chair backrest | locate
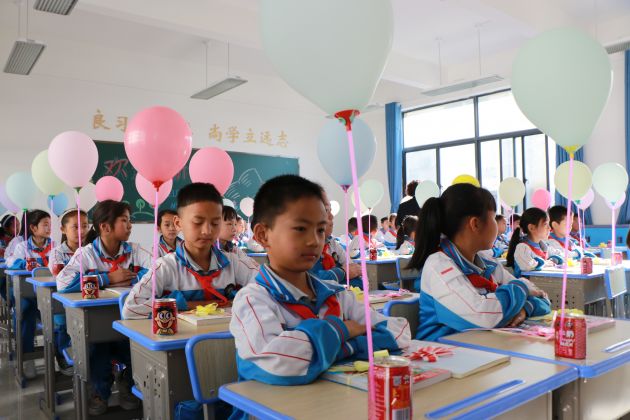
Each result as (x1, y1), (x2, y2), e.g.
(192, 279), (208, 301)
(383, 297), (420, 336)
(185, 332), (238, 405)
(396, 257), (419, 284)
(32, 266), (51, 278)
(604, 267), (627, 300)
(118, 290), (130, 319)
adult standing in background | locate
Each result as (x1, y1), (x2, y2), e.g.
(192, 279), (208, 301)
(395, 180), (420, 228)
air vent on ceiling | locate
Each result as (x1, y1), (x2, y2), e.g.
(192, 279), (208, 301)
(421, 75), (504, 97)
(34, 0), (78, 15)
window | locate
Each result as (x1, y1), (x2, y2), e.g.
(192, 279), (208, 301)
(402, 89), (556, 211)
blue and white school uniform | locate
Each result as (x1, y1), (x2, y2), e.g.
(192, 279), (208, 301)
(123, 243), (258, 319)
(382, 228), (397, 248)
(230, 264), (411, 386)
(417, 239), (550, 341)
(396, 237), (415, 256)
(310, 236), (349, 284)
(4, 235), (24, 260)
(47, 242), (76, 362)
(48, 242), (76, 270)
(158, 235), (183, 258)
(348, 233), (384, 259)
(222, 240), (259, 265)
(547, 233), (595, 260)
(336, 233), (354, 249)
(55, 238), (151, 293)
(512, 239), (563, 278)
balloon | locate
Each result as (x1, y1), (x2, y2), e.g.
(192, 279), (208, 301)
(605, 192), (625, 210)
(531, 189), (552, 210)
(124, 106), (192, 186)
(512, 28), (612, 152)
(77, 182), (97, 212)
(260, 0), (394, 115)
(414, 180), (440, 207)
(317, 119), (376, 186)
(6, 172), (39, 210)
(48, 193), (69, 216)
(349, 187), (369, 214)
(189, 147), (234, 195)
(0, 185), (19, 213)
(592, 162), (629, 204)
(330, 200), (340, 217)
(360, 180), (384, 209)
(499, 177), (526, 207)
(95, 176), (124, 202)
(554, 161), (592, 200)
(452, 174), (480, 188)
(577, 188), (595, 210)
(31, 150), (65, 196)
(48, 131), (98, 188)
(239, 197), (254, 217)
(135, 174), (172, 207)
(223, 199), (235, 208)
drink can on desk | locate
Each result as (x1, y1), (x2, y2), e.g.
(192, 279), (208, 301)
(612, 252), (623, 265)
(370, 248), (377, 261)
(580, 257), (593, 274)
(152, 298), (178, 335)
(554, 313), (586, 359)
(80, 275), (99, 299)
(371, 356), (412, 420)
(26, 257), (38, 271)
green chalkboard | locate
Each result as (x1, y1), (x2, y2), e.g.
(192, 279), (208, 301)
(93, 140), (300, 222)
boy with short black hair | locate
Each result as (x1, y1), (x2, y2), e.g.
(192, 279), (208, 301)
(230, 175), (410, 385)
(123, 183), (258, 319)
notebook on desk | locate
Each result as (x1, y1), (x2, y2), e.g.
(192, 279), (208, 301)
(177, 307), (232, 326)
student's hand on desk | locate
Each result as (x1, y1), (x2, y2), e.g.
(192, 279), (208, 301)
(507, 309), (526, 327)
(108, 268), (136, 286)
(529, 287), (549, 300)
(344, 320), (367, 339)
(348, 263), (362, 279)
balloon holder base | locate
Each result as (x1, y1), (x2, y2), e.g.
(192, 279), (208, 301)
(334, 110), (360, 130)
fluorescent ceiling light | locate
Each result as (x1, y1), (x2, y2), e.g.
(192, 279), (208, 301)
(606, 38), (630, 54)
(191, 76), (247, 100)
(3, 39), (46, 75)
(422, 75), (504, 97)
(34, 0), (78, 15)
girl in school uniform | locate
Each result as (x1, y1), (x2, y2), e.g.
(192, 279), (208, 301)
(157, 209), (182, 257)
(47, 208), (89, 376)
(235, 215), (248, 246)
(4, 212), (27, 260)
(219, 205), (259, 266)
(6, 210), (52, 379)
(506, 208), (564, 278)
(56, 200), (150, 415)
(408, 184), (550, 341)
(395, 215), (418, 256)
(547, 206), (595, 260)
(0, 214), (19, 257)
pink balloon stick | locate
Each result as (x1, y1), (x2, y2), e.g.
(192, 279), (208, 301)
(559, 156), (575, 332)
(611, 207), (616, 267)
(151, 188), (160, 307)
(75, 190), (84, 289)
(342, 186), (350, 288)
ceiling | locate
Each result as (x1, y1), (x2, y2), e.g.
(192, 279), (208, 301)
(2, 0), (630, 109)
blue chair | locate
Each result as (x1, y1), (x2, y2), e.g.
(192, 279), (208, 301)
(395, 257), (419, 289)
(118, 290), (130, 319)
(383, 297), (420, 336)
(604, 267), (627, 318)
(185, 332), (238, 417)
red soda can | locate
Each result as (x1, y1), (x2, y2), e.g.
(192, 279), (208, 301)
(370, 247), (377, 261)
(26, 257), (38, 271)
(580, 257), (592, 274)
(152, 298), (178, 335)
(80, 275), (99, 299)
(371, 356), (412, 420)
(612, 252), (623, 265)
(554, 313), (586, 359)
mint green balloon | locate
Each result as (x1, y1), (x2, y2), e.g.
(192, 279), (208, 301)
(415, 180), (440, 207)
(360, 179), (384, 209)
(592, 162), (628, 204)
(512, 28), (612, 153)
(499, 177), (525, 207)
(32, 150), (65, 196)
(554, 161), (592, 200)
(6, 171), (39, 210)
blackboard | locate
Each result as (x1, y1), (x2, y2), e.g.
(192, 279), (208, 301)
(93, 141), (300, 222)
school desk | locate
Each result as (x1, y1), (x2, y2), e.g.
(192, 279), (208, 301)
(53, 290), (141, 420)
(246, 252), (268, 265)
(0, 263), (9, 337)
(352, 256), (410, 290)
(439, 319), (630, 419)
(599, 246), (629, 259)
(26, 275), (73, 419)
(112, 318), (236, 420)
(219, 355), (576, 420)
(7, 268), (45, 388)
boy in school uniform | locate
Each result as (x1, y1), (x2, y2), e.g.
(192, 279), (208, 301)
(123, 183), (258, 319)
(547, 206), (595, 260)
(230, 175), (410, 389)
(570, 213), (589, 247)
(348, 214), (385, 259)
(375, 217), (389, 243)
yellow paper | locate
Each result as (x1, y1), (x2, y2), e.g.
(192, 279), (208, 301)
(349, 286), (363, 301)
(194, 303), (225, 317)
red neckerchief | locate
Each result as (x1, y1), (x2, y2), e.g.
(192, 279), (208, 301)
(283, 294), (341, 319)
(184, 266), (228, 303)
(159, 242), (172, 254)
(100, 253), (128, 272)
(31, 241), (52, 267)
(524, 241), (547, 258)
(466, 273), (497, 292)
(321, 243), (336, 270)
(388, 228), (398, 237)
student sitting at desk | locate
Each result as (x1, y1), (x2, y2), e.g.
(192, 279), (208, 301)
(0, 213), (20, 257)
(235, 215), (248, 246)
(7, 209), (52, 379)
(217, 205), (258, 266)
(157, 209), (182, 257)
(230, 175), (410, 391)
(337, 216), (357, 247)
(494, 214), (510, 253)
(408, 184), (550, 341)
(375, 216), (389, 243)
(4, 213), (25, 260)
(382, 214), (398, 248)
(123, 183), (258, 319)
(348, 214), (385, 259)
(56, 200), (150, 415)
(506, 208), (564, 277)
(310, 187), (362, 288)
(570, 213), (590, 247)
(395, 215), (417, 256)
(547, 206), (596, 260)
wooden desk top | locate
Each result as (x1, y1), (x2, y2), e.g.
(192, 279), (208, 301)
(220, 356), (575, 420)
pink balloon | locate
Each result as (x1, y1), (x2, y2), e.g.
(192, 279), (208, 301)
(135, 174), (172, 206)
(48, 131), (98, 188)
(606, 192), (626, 210)
(95, 176), (124, 202)
(577, 188), (595, 210)
(188, 147), (234, 194)
(124, 106), (192, 187)
(0, 184), (19, 213)
(532, 188), (552, 210)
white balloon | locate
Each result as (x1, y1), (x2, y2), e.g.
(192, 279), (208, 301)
(499, 177), (526, 207)
(330, 200), (340, 217)
(223, 199), (235, 208)
(78, 182), (97, 212)
(592, 162), (629, 204)
(239, 197), (254, 218)
(360, 179), (384, 209)
(414, 181), (440, 207)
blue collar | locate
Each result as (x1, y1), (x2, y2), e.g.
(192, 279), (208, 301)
(525, 238), (544, 251)
(27, 236), (51, 252)
(92, 238), (132, 259)
(160, 235), (182, 252)
(175, 242), (230, 275)
(440, 238), (497, 279)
